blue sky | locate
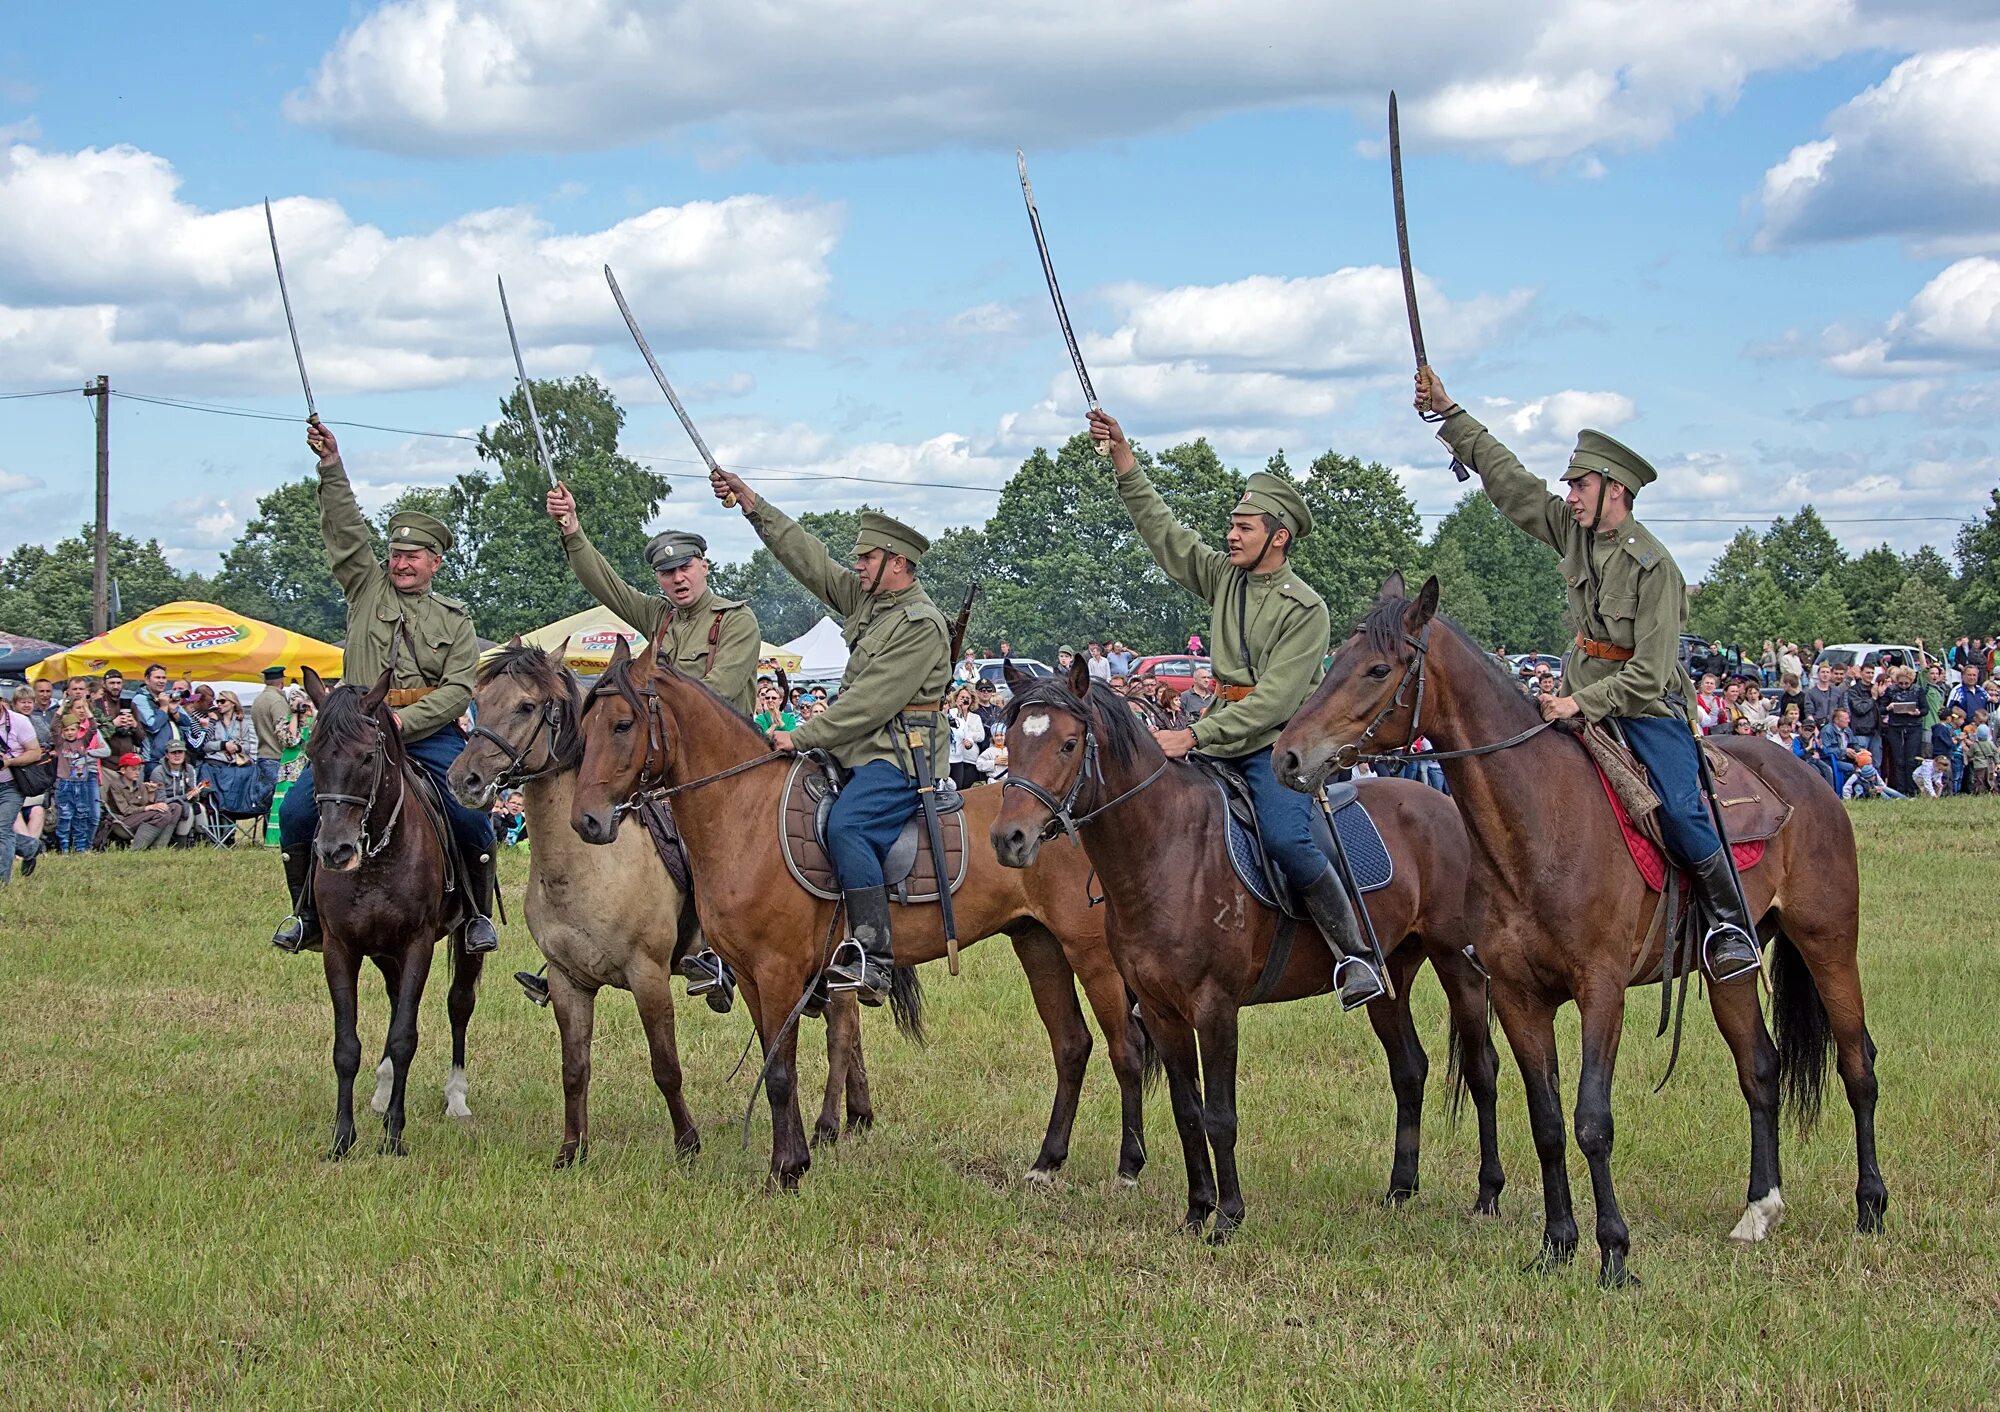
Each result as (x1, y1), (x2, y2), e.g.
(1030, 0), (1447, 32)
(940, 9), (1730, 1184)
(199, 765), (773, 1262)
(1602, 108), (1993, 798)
(4, 2), (1998, 593)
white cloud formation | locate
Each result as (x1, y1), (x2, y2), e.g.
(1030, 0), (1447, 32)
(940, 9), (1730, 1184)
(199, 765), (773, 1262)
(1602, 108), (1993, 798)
(0, 141), (840, 394)
(1820, 256), (2000, 375)
(291, 0), (1865, 165)
(1756, 45), (2000, 252)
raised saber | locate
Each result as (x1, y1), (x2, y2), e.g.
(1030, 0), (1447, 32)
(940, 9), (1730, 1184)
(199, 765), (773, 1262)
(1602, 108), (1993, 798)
(496, 276), (558, 488)
(1389, 93), (1468, 481)
(263, 198), (319, 426)
(1017, 150), (1110, 456)
(603, 263), (736, 507)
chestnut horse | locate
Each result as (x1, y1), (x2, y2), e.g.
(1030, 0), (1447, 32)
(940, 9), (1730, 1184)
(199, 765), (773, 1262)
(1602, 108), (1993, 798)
(447, 644), (872, 1165)
(989, 662), (1505, 1242)
(568, 634), (1151, 1190)
(300, 665), (482, 1159)
(1275, 576), (1883, 1286)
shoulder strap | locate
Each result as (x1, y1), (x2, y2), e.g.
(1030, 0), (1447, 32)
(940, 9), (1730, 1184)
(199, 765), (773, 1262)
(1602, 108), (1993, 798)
(705, 608), (725, 677)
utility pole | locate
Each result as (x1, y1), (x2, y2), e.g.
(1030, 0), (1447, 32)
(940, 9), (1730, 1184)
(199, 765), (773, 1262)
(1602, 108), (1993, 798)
(83, 375), (109, 635)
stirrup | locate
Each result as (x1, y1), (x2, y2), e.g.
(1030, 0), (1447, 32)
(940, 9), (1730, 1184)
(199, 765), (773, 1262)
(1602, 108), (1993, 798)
(462, 915), (500, 954)
(514, 970), (551, 1006)
(1332, 955), (1387, 1012)
(272, 914), (313, 954)
(1702, 924), (1762, 985)
(825, 938), (889, 1007)
(681, 950), (735, 1014)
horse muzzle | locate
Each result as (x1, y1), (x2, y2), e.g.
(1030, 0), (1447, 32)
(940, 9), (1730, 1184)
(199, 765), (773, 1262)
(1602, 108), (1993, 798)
(572, 806), (618, 846)
(316, 838), (362, 872)
(989, 819), (1042, 870)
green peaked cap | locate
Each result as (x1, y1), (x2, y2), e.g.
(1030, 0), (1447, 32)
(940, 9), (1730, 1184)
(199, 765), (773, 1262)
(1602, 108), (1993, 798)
(386, 509), (452, 555)
(1562, 429), (1658, 497)
(644, 530), (707, 572)
(1231, 471), (1313, 540)
(853, 510), (929, 563)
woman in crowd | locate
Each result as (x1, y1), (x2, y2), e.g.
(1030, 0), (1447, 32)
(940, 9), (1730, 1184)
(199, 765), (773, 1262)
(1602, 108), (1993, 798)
(1759, 639), (1777, 686)
(1695, 674), (1726, 735)
(143, 743), (206, 849)
(946, 685), (986, 790)
(1879, 664), (1926, 796)
(54, 678), (109, 853)
(1847, 668), (1882, 764)
(199, 689), (262, 820)
(1151, 680), (1187, 730)
(753, 680), (798, 734)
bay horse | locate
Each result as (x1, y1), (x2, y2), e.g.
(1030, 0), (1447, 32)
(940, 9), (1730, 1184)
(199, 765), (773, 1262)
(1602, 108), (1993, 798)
(1274, 575), (1883, 1285)
(447, 643), (872, 1165)
(567, 633), (1153, 1191)
(989, 659), (1505, 1242)
(300, 665), (483, 1158)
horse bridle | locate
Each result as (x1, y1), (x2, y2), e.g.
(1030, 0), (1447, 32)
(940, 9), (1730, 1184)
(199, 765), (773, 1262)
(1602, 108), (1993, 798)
(467, 693), (573, 790)
(590, 667), (787, 820)
(312, 717), (408, 861)
(1002, 700), (1170, 846)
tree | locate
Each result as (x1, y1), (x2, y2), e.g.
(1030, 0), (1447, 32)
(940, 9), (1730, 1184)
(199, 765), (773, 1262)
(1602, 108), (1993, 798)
(1762, 506), (1845, 600)
(1836, 544), (1905, 640)
(1420, 492), (1566, 652)
(0, 529), (190, 645)
(1286, 450), (1423, 634)
(1954, 489), (2000, 634)
(1788, 573), (1854, 646)
(1881, 573), (1954, 650)
(211, 477), (365, 642)
(1688, 528), (1762, 642)
(917, 525), (1000, 657)
(710, 508), (864, 645)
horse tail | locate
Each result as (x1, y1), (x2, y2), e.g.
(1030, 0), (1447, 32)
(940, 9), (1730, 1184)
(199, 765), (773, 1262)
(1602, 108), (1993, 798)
(1443, 1014), (1469, 1128)
(889, 965), (926, 1046)
(1771, 933), (1832, 1135)
(1126, 989), (1163, 1092)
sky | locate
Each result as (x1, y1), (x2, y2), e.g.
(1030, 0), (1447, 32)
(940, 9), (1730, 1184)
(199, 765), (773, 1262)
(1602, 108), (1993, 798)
(4, 1), (1999, 592)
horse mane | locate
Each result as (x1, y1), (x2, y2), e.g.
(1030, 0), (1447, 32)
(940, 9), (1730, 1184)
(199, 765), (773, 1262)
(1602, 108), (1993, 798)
(1004, 676), (1158, 771)
(313, 682), (400, 759)
(1358, 594), (1541, 725)
(593, 650), (767, 745)
(479, 641), (584, 715)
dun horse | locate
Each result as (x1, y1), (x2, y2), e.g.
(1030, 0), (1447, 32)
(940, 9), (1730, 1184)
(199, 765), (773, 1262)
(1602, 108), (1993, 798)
(990, 661), (1505, 1242)
(568, 632), (1151, 1190)
(448, 644), (872, 1164)
(1275, 576), (1883, 1285)
(300, 665), (483, 1158)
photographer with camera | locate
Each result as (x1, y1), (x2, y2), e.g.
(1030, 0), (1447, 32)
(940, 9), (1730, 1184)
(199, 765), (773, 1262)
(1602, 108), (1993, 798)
(131, 663), (197, 779)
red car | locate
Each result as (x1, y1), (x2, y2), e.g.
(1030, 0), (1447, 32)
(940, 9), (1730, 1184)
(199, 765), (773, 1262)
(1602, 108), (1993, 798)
(1131, 655), (1210, 693)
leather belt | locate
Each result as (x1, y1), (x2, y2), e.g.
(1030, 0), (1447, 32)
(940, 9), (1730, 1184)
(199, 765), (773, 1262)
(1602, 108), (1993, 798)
(899, 701), (943, 714)
(385, 686), (437, 708)
(1574, 633), (1634, 663)
(1217, 683), (1255, 703)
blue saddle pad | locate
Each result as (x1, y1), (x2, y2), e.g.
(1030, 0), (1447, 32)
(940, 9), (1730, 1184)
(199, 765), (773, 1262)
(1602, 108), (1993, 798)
(1223, 788), (1392, 914)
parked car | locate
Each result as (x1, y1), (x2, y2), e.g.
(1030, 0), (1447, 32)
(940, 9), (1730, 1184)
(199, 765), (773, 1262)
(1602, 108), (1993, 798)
(1506, 652), (1565, 678)
(1816, 643), (1924, 673)
(1131, 655), (1210, 692)
(967, 657), (1052, 700)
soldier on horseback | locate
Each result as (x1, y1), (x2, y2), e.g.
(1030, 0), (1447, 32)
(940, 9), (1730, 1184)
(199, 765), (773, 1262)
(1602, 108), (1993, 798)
(543, 482), (761, 1010)
(708, 468), (952, 1007)
(272, 424), (499, 957)
(1086, 409), (1383, 1009)
(1413, 367), (1760, 983)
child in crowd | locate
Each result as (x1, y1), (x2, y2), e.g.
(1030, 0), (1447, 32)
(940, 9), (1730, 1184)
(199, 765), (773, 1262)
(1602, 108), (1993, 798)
(1843, 749), (1905, 800)
(1966, 724), (1996, 796)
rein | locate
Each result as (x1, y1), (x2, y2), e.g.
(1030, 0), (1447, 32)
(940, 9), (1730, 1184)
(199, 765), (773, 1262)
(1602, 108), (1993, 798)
(312, 716), (409, 861)
(1002, 703), (1171, 846)
(590, 665), (788, 819)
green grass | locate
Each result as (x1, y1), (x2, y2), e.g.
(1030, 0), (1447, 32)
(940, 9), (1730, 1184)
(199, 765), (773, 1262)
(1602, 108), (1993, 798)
(3, 801), (1999, 1410)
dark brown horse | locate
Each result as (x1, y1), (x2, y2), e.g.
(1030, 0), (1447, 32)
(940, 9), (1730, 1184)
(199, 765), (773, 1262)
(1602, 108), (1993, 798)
(989, 660), (1504, 1242)
(1275, 576), (1883, 1285)
(447, 644), (872, 1165)
(567, 633), (1151, 1190)
(301, 665), (482, 1158)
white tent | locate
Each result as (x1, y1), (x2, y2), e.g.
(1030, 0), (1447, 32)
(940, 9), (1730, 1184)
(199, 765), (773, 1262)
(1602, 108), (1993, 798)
(781, 616), (849, 680)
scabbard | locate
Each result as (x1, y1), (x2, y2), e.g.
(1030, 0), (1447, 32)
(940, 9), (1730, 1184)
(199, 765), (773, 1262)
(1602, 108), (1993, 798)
(903, 722), (959, 975)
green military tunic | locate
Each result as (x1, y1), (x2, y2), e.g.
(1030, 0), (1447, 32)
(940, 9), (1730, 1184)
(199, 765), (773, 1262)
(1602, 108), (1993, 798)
(742, 499), (951, 771)
(317, 457), (480, 743)
(1116, 468), (1331, 757)
(1438, 410), (1694, 724)
(560, 526), (761, 716)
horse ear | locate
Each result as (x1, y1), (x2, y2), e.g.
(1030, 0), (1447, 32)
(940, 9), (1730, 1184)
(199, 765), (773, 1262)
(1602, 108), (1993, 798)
(1003, 660), (1028, 690)
(553, 635), (571, 662)
(606, 633), (631, 672)
(1405, 575), (1440, 630)
(1378, 570), (1406, 602)
(1066, 652), (1091, 700)
(645, 613), (672, 665)
(302, 665), (329, 707)
(509, 634), (523, 648)
(363, 665), (393, 714)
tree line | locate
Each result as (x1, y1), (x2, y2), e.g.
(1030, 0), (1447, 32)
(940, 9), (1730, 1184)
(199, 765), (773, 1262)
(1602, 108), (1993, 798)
(4, 376), (1996, 659)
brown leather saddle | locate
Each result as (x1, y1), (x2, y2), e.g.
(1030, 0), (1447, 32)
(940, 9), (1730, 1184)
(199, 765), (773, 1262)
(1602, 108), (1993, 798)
(778, 756), (967, 903)
(1577, 721), (1791, 853)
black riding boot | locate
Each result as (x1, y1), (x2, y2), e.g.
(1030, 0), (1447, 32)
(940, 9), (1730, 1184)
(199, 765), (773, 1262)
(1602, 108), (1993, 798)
(459, 849), (500, 954)
(1301, 866), (1385, 1011)
(1688, 848), (1762, 984)
(515, 967), (551, 1005)
(825, 885), (895, 1007)
(272, 846), (319, 954)
(673, 895), (735, 1014)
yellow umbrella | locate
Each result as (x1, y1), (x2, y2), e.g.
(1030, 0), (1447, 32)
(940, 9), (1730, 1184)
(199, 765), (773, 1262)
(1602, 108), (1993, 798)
(30, 601), (342, 683)
(508, 604), (803, 675)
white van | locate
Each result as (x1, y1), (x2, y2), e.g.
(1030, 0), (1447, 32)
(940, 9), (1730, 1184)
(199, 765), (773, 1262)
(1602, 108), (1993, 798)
(1817, 643), (1924, 673)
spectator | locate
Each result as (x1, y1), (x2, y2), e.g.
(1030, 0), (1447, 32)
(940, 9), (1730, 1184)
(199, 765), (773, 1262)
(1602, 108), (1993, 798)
(491, 788), (528, 846)
(977, 724), (1008, 783)
(973, 681), (1006, 735)
(0, 691), (48, 885)
(1804, 664), (1842, 728)
(1777, 641), (1803, 686)
(11, 786), (46, 877)
(250, 665), (290, 838)
(131, 663), (196, 777)
(1843, 749), (1904, 800)
(91, 671), (141, 761)
(1055, 645), (1077, 674)
(1880, 666), (1925, 794)
(1085, 642), (1112, 683)
(102, 753), (162, 847)
(1933, 709), (1967, 795)
(946, 685), (986, 790)
(1919, 661), (1948, 758)
(1813, 707), (1858, 795)
(1773, 672), (1805, 725)
(1108, 673), (1128, 695)
(54, 680), (108, 854)
(1106, 641), (1135, 677)
(198, 689), (262, 821)
(1947, 665), (1986, 724)
(1151, 680), (1188, 730)
(1695, 674), (1725, 735)
(1759, 639), (1777, 686)
(140, 743), (203, 848)
(1180, 664), (1218, 722)
(953, 649), (979, 686)
(753, 680), (798, 733)
(1966, 724), (1996, 796)
(29, 678), (58, 740)
(1846, 667), (1881, 764)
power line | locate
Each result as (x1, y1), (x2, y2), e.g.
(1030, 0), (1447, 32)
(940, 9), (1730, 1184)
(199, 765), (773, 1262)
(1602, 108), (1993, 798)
(0, 386), (86, 401)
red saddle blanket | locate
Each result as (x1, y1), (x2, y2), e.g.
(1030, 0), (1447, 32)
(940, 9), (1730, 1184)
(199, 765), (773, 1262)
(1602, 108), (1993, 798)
(1591, 764), (1766, 893)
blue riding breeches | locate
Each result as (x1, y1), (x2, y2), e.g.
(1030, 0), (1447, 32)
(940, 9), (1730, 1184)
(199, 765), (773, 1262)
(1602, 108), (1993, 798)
(824, 760), (921, 891)
(1618, 715), (1722, 866)
(1215, 746), (1329, 891)
(279, 723), (495, 865)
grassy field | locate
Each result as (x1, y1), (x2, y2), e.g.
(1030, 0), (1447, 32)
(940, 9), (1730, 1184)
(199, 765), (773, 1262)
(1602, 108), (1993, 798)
(3, 801), (1998, 1410)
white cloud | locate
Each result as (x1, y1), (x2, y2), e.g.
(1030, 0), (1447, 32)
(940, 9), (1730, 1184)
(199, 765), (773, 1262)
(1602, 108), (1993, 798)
(1756, 46), (2000, 252)
(1822, 256), (2000, 376)
(1494, 389), (1636, 442)
(0, 467), (44, 494)
(291, 0), (1864, 166)
(0, 141), (840, 394)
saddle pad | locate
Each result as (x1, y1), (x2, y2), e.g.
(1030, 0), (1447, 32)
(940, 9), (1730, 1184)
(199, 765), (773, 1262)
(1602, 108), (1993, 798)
(1592, 763), (1766, 894)
(778, 757), (967, 904)
(1223, 784), (1391, 914)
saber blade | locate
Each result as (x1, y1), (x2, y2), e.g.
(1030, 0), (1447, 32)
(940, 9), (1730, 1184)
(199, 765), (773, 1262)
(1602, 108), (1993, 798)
(603, 263), (736, 505)
(1389, 94), (1468, 479)
(1017, 149), (1109, 455)
(264, 198), (318, 424)
(497, 276), (558, 487)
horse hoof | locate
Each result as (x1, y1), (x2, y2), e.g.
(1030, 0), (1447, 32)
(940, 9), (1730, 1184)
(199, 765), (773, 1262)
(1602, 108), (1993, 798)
(1022, 1166), (1058, 1190)
(1728, 1189), (1785, 1244)
(442, 1067), (471, 1121)
(325, 1137), (354, 1163)
(1856, 1193), (1888, 1235)
(1208, 1213), (1242, 1246)
(1522, 1243), (1575, 1276)
(1116, 1173), (1141, 1191)
(553, 1148), (578, 1170)
(379, 1135), (408, 1158)
(1180, 1210), (1213, 1236)
(844, 1113), (874, 1137)
(1382, 1186), (1416, 1208)
(810, 1124), (840, 1151)
(1472, 1195), (1502, 1218)
(1598, 1259), (1640, 1290)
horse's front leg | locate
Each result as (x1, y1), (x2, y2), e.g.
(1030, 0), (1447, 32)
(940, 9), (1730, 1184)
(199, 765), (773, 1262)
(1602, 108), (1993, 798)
(1142, 997), (1215, 1234)
(325, 943), (365, 1160)
(1010, 927), (1093, 1185)
(443, 942), (483, 1121)
(546, 963), (598, 1168)
(380, 942), (435, 1156)
(1492, 985), (1578, 1271)
(1193, 1000), (1245, 1243)
(1364, 948), (1429, 1206)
